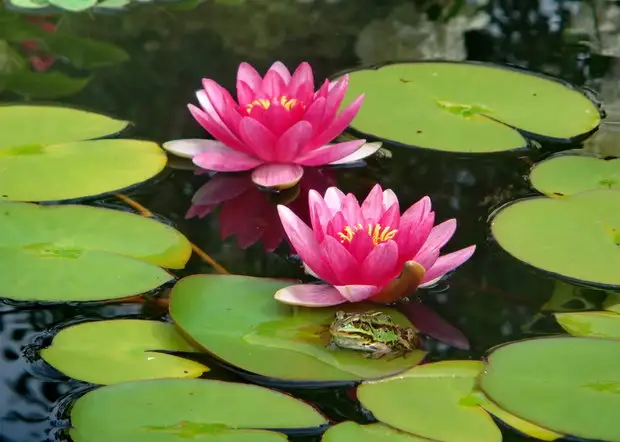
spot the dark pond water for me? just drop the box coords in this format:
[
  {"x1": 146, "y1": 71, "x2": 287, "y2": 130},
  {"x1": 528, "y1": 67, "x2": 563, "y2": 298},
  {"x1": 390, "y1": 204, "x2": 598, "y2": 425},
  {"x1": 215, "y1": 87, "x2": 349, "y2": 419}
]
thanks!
[{"x1": 1, "y1": 0, "x2": 619, "y2": 441}]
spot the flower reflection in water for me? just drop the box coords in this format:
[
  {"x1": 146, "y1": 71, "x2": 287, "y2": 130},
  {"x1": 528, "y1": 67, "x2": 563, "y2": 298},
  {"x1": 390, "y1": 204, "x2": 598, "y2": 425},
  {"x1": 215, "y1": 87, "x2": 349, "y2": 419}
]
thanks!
[{"x1": 187, "y1": 167, "x2": 335, "y2": 252}]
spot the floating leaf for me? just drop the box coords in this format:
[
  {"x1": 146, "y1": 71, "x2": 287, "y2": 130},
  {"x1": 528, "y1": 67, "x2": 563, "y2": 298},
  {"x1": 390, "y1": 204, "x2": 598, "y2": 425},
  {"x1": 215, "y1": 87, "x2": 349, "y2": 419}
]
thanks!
[
  {"x1": 555, "y1": 311, "x2": 620, "y2": 339},
  {"x1": 491, "y1": 189, "x2": 620, "y2": 287},
  {"x1": 0, "y1": 105, "x2": 167, "y2": 202},
  {"x1": 170, "y1": 275, "x2": 426, "y2": 383},
  {"x1": 480, "y1": 337, "x2": 620, "y2": 441},
  {"x1": 70, "y1": 379, "x2": 327, "y2": 441},
  {"x1": 530, "y1": 155, "x2": 620, "y2": 197},
  {"x1": 6, "y1": 0, "x2": 47, "y2": 9},
  {"x1": 340, "y1": 61, "x2": 600, "y2": 153},
  {"x1": 48, "y1": 0, "x2": 97, "y2": 11},
  {"x1": 604, "y1": 292, "x2": 620, "y2": 314},
  {"x1": 0, "y1": 105, "x2": 128, "y2": 150},
  {"x1": 0, "y1": 202, "x2": 191, "y2": 301},
  {"x1": 41, "y1": 320, "x2": 208, "y2": 384},
  {"x1": 2, "y1": 71, "x2": 90, "y2": 99},
  {"x1": 322, "y1": 422, "x2": 432, "y2": 442},
  {"x1": 0, "y1": 139, "x2": 166, "y2": 202},
  {"x1": 469, "y1": 391, "x2": 562, "y2": 441},
  {"x1": 358, "y1": 361, "x2": 501, "y2": 442}
]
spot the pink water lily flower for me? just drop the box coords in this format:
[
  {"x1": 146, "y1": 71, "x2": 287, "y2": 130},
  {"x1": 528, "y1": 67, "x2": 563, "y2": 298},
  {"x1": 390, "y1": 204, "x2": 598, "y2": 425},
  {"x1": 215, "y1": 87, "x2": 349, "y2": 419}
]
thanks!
[
  {"x1": 275, "y1": 184, "x2": 476, "y2": 307},
  {"x1": 163, "y1": 61, "x2": 381, "y2": 189}
]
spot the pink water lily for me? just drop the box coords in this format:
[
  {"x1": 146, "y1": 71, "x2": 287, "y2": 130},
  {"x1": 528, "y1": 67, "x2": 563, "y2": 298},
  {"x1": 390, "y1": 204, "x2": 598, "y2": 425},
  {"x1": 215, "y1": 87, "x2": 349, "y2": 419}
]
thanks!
[
  {"x1": 163, "y1": 61, "x2": 381, "y2": 189},
  {"x1": 275, "y1": 184, "x2": 476, "y2": 307}
]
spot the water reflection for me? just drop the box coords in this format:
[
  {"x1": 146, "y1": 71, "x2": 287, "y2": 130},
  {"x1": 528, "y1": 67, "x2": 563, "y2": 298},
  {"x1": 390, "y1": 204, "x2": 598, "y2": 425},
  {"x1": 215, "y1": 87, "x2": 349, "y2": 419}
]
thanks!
[{"x1": 186, "y1": 167, "x2": 334, "y2": 252}]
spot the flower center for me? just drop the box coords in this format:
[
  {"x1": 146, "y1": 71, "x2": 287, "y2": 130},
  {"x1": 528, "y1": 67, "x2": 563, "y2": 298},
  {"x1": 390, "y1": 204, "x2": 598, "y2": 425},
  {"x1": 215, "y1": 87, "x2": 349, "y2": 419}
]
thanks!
[
  {"x1": 337, "y1": 223, "x2": 398, "y2": 246},
  {"x1": 245, "y1": 96, "x2": 299, "y2": 113}
]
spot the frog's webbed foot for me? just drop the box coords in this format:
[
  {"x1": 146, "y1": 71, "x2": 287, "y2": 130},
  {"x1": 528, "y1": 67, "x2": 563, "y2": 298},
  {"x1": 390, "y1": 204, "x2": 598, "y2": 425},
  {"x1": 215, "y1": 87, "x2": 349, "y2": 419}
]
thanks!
[{"x1": 326, "y1": 342, "x2": 339, "y2": 351}]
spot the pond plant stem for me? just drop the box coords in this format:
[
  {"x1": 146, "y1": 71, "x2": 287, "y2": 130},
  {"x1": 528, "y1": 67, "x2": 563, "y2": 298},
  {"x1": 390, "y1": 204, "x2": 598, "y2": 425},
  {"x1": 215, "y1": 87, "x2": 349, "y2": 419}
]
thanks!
[{"x1": 113, "y1": 193, "x2": 230, "y2": 274}]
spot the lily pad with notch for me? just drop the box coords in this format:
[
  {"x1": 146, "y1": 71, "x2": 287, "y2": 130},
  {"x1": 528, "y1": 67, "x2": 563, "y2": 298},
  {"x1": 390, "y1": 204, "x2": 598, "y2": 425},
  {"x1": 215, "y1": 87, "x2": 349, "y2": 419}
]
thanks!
[
  {"x1": 322, "y1": 422, "x2": 434, "y2": 441},
  {"x1": 358, "y1": 361, "x2": 501, "y2": 442},
  {"x1": 480, "y1": 336, "x2": 620, "y2": 441},
  {"x1": 170, "y1": 275, "x2": 426, "y2": 384},
  {"x1": 490, "y1": 189, "x2": 620, "y2": 288},
  {"x1": 530, "y1": 154, "x2": 620, "y2": 197},
  {"x1": 338, "y1": 61, "x2": 600, "y2": 153},
  {"x1": 70, "y1": 378, "x2": 327, "y2": 442},
  {"x1": 41, "y1": 319, "x2": 208, "y2": 384},
  {"x1": 0, "y1": 201, "x2": 191, "y2": 302},
  {"x1": 555, "y1": 311, "x2": 620, "y2": 339},
  {"x1": 0, "y1": 105, "x2": 166, "y2": 202}
]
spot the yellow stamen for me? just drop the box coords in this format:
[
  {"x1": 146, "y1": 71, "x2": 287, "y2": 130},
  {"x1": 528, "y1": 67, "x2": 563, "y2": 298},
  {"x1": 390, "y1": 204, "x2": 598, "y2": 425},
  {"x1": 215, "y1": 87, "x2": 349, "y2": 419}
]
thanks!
[
  {"x1": 337, "y1": 223, "x2": 398, "y2": 246},
  {"x1": 245, "y1": 96, "x2": 298, "y2": 113}
]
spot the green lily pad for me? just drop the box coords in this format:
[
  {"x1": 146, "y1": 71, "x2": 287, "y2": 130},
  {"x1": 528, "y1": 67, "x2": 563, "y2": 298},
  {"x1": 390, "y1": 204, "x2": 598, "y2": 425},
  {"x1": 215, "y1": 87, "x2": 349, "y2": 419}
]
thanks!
[
  {"x1": 0, "y1": 105, "x2": 166, "y2": 202},
  {"x1": 70, "y1": 379, "x2": 327, "y2": 441},
  {"x1": 358, "y1": 361, "x2": 501, "y2": 442},
  {"x1": 0, "y1": 105, "x2": 128, "y2": 148},
  {"x1": 604, "y1": 292, "x2": 620, "y2": 314},
  {"x1": 339, "y1": 61, "x2": 600, "y2": 153},
  {"x1": 530, "y1": 155, "x2": 620, "y2": 197},
  {"x1": 480, "y1": 337, "x2": 620, "y2": 441},
  {"x1": 490, "y1": 189, "x2": 620, "y2": 287},
  {"x1": 469, "y1": 391, "x2": 562, "y2": 441},
  {"x1": 322, "y1": 422, "x2": 433, "y2": 442},
  {"x1": 41, "y1": 320, "x2": 208, "y2": 384},
  {"x1": 555, "y1": 311, "x2": 620, "y2": 339},
  {"x1": 2, "y1": 72, "x2": 91, "y2": 99},
  {"x1": 170, "y1": 275, "x2": 426, "y2": 382},
  {"x1": 0, "y1": 201, "x2": 191, "y2": 301}
]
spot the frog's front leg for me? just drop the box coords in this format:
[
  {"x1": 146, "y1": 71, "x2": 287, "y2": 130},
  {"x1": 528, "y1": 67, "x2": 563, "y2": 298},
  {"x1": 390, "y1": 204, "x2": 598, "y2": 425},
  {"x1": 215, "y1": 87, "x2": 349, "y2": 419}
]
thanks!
[{"x1": 363, "y1": 343, "x2": 392, "y2": 359}]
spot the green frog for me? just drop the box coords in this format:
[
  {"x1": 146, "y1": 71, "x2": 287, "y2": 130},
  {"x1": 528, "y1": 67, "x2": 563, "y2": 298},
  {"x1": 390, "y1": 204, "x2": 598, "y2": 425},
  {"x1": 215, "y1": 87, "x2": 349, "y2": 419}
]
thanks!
[{"x1": 327, "y1": 310, "x2": 421, "y2": 359}]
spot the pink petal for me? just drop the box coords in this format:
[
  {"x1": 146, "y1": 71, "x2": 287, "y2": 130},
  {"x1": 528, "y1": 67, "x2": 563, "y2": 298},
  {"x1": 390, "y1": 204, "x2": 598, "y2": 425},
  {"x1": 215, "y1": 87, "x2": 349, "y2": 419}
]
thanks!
[
  {"x1": 274, "y1": 284, "x2": 347, "y2": 307},
  {"x1": 314, "y1": 79, "x2": 330, "y2": 99},
  {"x1": 345, "y1": 230, "x2": 374, "y2": 263},
  {"x1": 421, "y1": 245, "x2": 476, "y2": 286},
  {"x1": 188, "y1": 103, "x2": 248, "y2": 154},
  {"x1": 378, "y1": 203, "x2": 401, "y2": 230},
  {"x1": 305, "y1": 95, "x2": 364, "y2": 151},
  {"x1": 277, "y1": 205, "x2": 338, "y2": 283},
  {"x1": 162, "y1": 139, "x2": 221, "y2": 159},
  {"x1": 334, "y1": 285, "x2": 379, "y2": 303},
  {"x1": 398, "y1": 302, "x2": 470, "y2": 350},
  {"x1": 321, "y1": 236, "x2": 359, "y2": 285},
  {"x1": 296, "y1": 139, "x2": 366, "y2": 166},
  {"x1": 360, "y1": 184, "x2": 384, "y2": 223},
  {"x1": 360, "y1": 240, "x2": 400, "y2": 286},
  {"x1": 193, "y1": 142, "x2": 263, "y2": 172},
  {"x1": 308, "y1": 189, "x2": 332, "y2": 242},
  {"x1": 268, "y1": 61, "x2": 291, "y2": 84},
  {"x1": 398, "y1": 212, "x2": 436, "y2": 259},
  {"x1": 422, "y1": 219, "x2": 457, "y2": 252},
  {"x1": 302, "y1": 97, "x2": 327, "y2": 134},
  {"x1": 202, "y1": 80, "x2": 243, "y2": 131},
  {"x1": 219, "y1": 190, "x2": 266, "y2": 248},
  {"x1": 318, "y1": 76, "x2": 349, "y2": 131},
  {"x1": 325, "y1": 212, "x2": 348, "y2": 240},
  {"x1": 412, "y1": 247, "x2": 440, "y2": 272},
  {"x1": 257, "y1": 104, "x2": 296, "y2": 137},
  {"x1": 324, "y1": 187, "x2": 346, "y2": 213},
  {"x1": 339, "y1": 193, "x2": 365, "y2": 227},
  {"x1": 237, "y1": 62, "x2": 263, "y2": 96},
  {"x1": 401, "y1": 196, "x2": 432, "y2": 226},
  {"x1": 274, "y1": 121, "x2": 313, "y2": 162},
  {"x1": 236, "y1": 80, "x2": 255, "y2": 107},
  {"x1": 261, "y1": 69, "x2": 286, "y2": 97},
  {"x1": 238, "y1": 117, "x2": 278, "y2": 161},
  {"x1": 287, "y1": 62, "x2": 314, "y2": 98},
  {"x1": 382, "y1": 189, "x2": 399, "y2": 211},
  {"x1": 191, "y1": 173, "x2": 254, "y2": 206},
  {"x1": 251, "y1": 163, "x2": 304, "y2": 189},
  {"x1": 328, "y1": 141, "x2": 381, "y2": 165}
]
